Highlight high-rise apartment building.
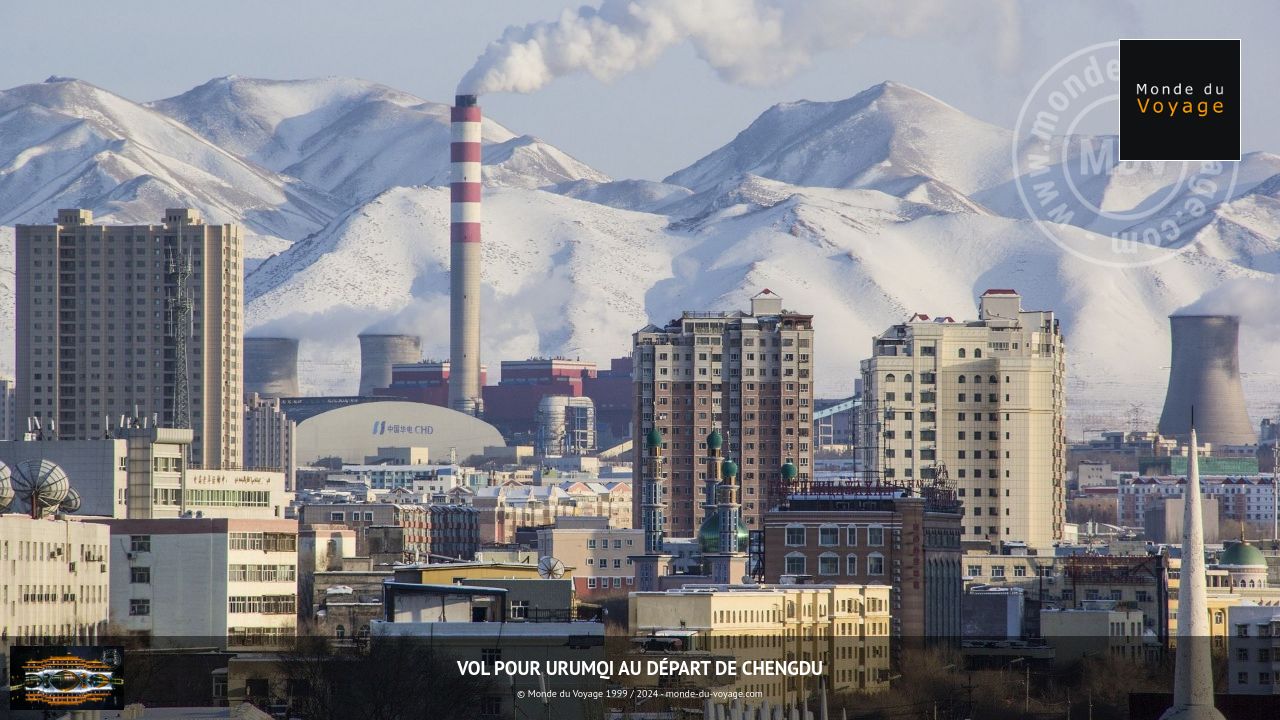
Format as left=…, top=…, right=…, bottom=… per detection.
left=632, top=290, right=815, bottom=534
left=859, top=289, right=1065, bottom=549
left=15, top=209, right=243, bottom=468
left=244, top=392, right=295, bottom=487
left=0, top=375, right=15, bottom=440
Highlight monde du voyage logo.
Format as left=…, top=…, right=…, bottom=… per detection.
left=371, top=420, right=435, bottom=436
left=1120, top=39, right=1241, bottom=161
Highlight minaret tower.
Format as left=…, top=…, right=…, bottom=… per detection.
left=1159, top=427, right=1225, bottom=720
left=631, top=427, right=672, bottom=591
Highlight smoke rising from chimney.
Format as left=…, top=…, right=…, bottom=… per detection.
left=458, top=0, right=1021, bottom=95
left=1175, top=278, right=1280, bottom=341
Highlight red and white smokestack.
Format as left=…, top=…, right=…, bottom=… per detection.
left=449, top=94, right=484, bottom=416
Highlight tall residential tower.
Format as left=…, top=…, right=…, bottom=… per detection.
left=860, top=289, right=1066, bottom=549
left=632, top=290, right=815, bottom=534
left=15, top=209, right=243, bottom=468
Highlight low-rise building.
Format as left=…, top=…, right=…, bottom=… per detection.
left=630, top=583, right=893, bottom=704
left=0, top=428, right=290, bottom=519
left=87, top=518, right=298, bottom=649
left=1040, top=603, right=1151, bottom=665
left=0, top=515, right=110, bottom=643
left=1228, top=605, right=1280, bottom=695
left=761, top=488, right=964, bottom=639
left=297, top=502, right=478, bottom=561
left=537, top=527, right=642, bottom=598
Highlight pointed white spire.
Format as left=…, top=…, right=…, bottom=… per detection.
left=1159, top=428, right=1225, bottom=720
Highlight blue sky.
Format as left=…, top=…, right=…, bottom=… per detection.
left=1, top=1, right=1275, bottom=180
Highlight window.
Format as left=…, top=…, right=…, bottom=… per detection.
left=784, top=552, right=806, bottom=575
left=867, top=526, right=884, bottom=546
left=785, top=526, right=806, bottom=546
left=1014, top=566, right=1026, bottom=577
left=130, top=567, right=151, bottom=584
left=329, top=512, right=344, bottom=522
left=587, top=539, right=597, bottom=549
left=510, top=600, right=529, bottom=619
left=481, top=649, right=502, bottom=666
left=846, top=527, right=858, bottom=546
left=129, top=598, right=151, bottom=616
left=867, top=553, right=885, bottom=576
left=819, top=553, right=839, bottom=575
left=818, top=526, right=839, bottom=546
left=587, top=578, right=597, bottom=589
left=1237, top=624, right=1250, bottom=638
left=991, top=566, right=1006, bottom=578
left=846, top=554, right=858, bottom=575
left=129, top=535, right=151, bottom=553
left=968, top=565, right=982, bottom=577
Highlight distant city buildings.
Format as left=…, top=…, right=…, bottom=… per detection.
left=472, top=480, right=632, bottom=545
left=15, top=209, right=244, bottom=468
left=297, top=502, right=479, bottom=561
left=244, top=392, right=295, bottom=487
left=632, top=290, right=815, bottom=535
left=860, top=289, right=1066, bottom=549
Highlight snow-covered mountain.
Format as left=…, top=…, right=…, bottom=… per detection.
left=149, top=76, right=608, bottom=204
left=2, top=75, right=1278, bottom=434
left=0, top=77, right=344, bottom=259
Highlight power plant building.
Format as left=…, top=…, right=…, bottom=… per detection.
left=293, top=400, right=504, bottom=466
left=358, top=333, right=421, bottom=397
left=449, top=94, right=484, bottom=416
left=244, top=337, right=300, bottom=398
left=14, top=209, right=243, bottom=468
left=631, top=290, right=816, bottom=534
left=860, top=289, right=1066, bottom=550
left=1157, top=315, right=1257, bottom=449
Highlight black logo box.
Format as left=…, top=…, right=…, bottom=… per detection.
left=1119, top=39, right=1240, bottom=162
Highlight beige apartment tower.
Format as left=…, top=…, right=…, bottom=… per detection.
left=632, top=290, right=815, bottom=534
left=15, top=209, right=243, bottom=468
left=859, top=289, right=1066, bottom=549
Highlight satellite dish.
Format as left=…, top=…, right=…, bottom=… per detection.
left=11, top=459, right=70, bottom=518
left=0, top=461, right=13, bottom=512
left=58, top=487, right=82, bottom=514
left=538, top=556, right=566, bottom=579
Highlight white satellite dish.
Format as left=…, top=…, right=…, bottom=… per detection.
left=538, top=556, right=566, bottom=579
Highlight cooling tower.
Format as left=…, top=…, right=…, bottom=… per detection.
left=244, top=337, right=300, bottom=398
left=1157, top=315, right=1257, bottom=448
left=448, top=94, right=484, bottom=417
left=358, top=334, right=421, bottom=396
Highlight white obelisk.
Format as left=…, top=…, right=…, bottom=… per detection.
left=1159, top=428, right=1225, bottom=720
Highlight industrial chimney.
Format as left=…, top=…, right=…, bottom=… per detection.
left=244, top=337, right=300, bottom=398
left=449, top=94, right=484, bottom=417
left=358, top=334, right=421, bottom=396
left=1157, top=315, right=1257, bottom=448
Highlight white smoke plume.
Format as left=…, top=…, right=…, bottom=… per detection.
left=459, top=0, right=1020, bottom=95
left=1176, top=278, right=1280, bottom=340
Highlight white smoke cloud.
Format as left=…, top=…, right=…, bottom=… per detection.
left=1176, top=277, right=1280, bottom=341
left=459, top=0, right=1021, bottom=95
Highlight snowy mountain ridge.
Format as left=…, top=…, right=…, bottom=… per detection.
left=1, top=75, right=1278, bottom=435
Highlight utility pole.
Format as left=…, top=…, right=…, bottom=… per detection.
left=1025, top=663, right=1030, bottom=715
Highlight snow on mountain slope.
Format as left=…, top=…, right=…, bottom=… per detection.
left=0, top=77, right=342, bottom=259
left=245, top=186, right=675, bottom=394
left=548, top=179, right=694, bottom=213
left=665, top=82, right=1013, bottom=197
left=244, top=173, right=1280, bottom=432
left=151, top=77, right=608, bottom=203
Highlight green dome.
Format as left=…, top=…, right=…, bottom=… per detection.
left=1218, top=541, right=1266, bottom=568
left=707, top=429, right=724, bottom=450
left=697, top=512, right=749, bottom=554
left=781, top=458, right=798, bottom=481
left=721, top=459, right=739, bottom=479
left=646, top=427, right=664, bottom=449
